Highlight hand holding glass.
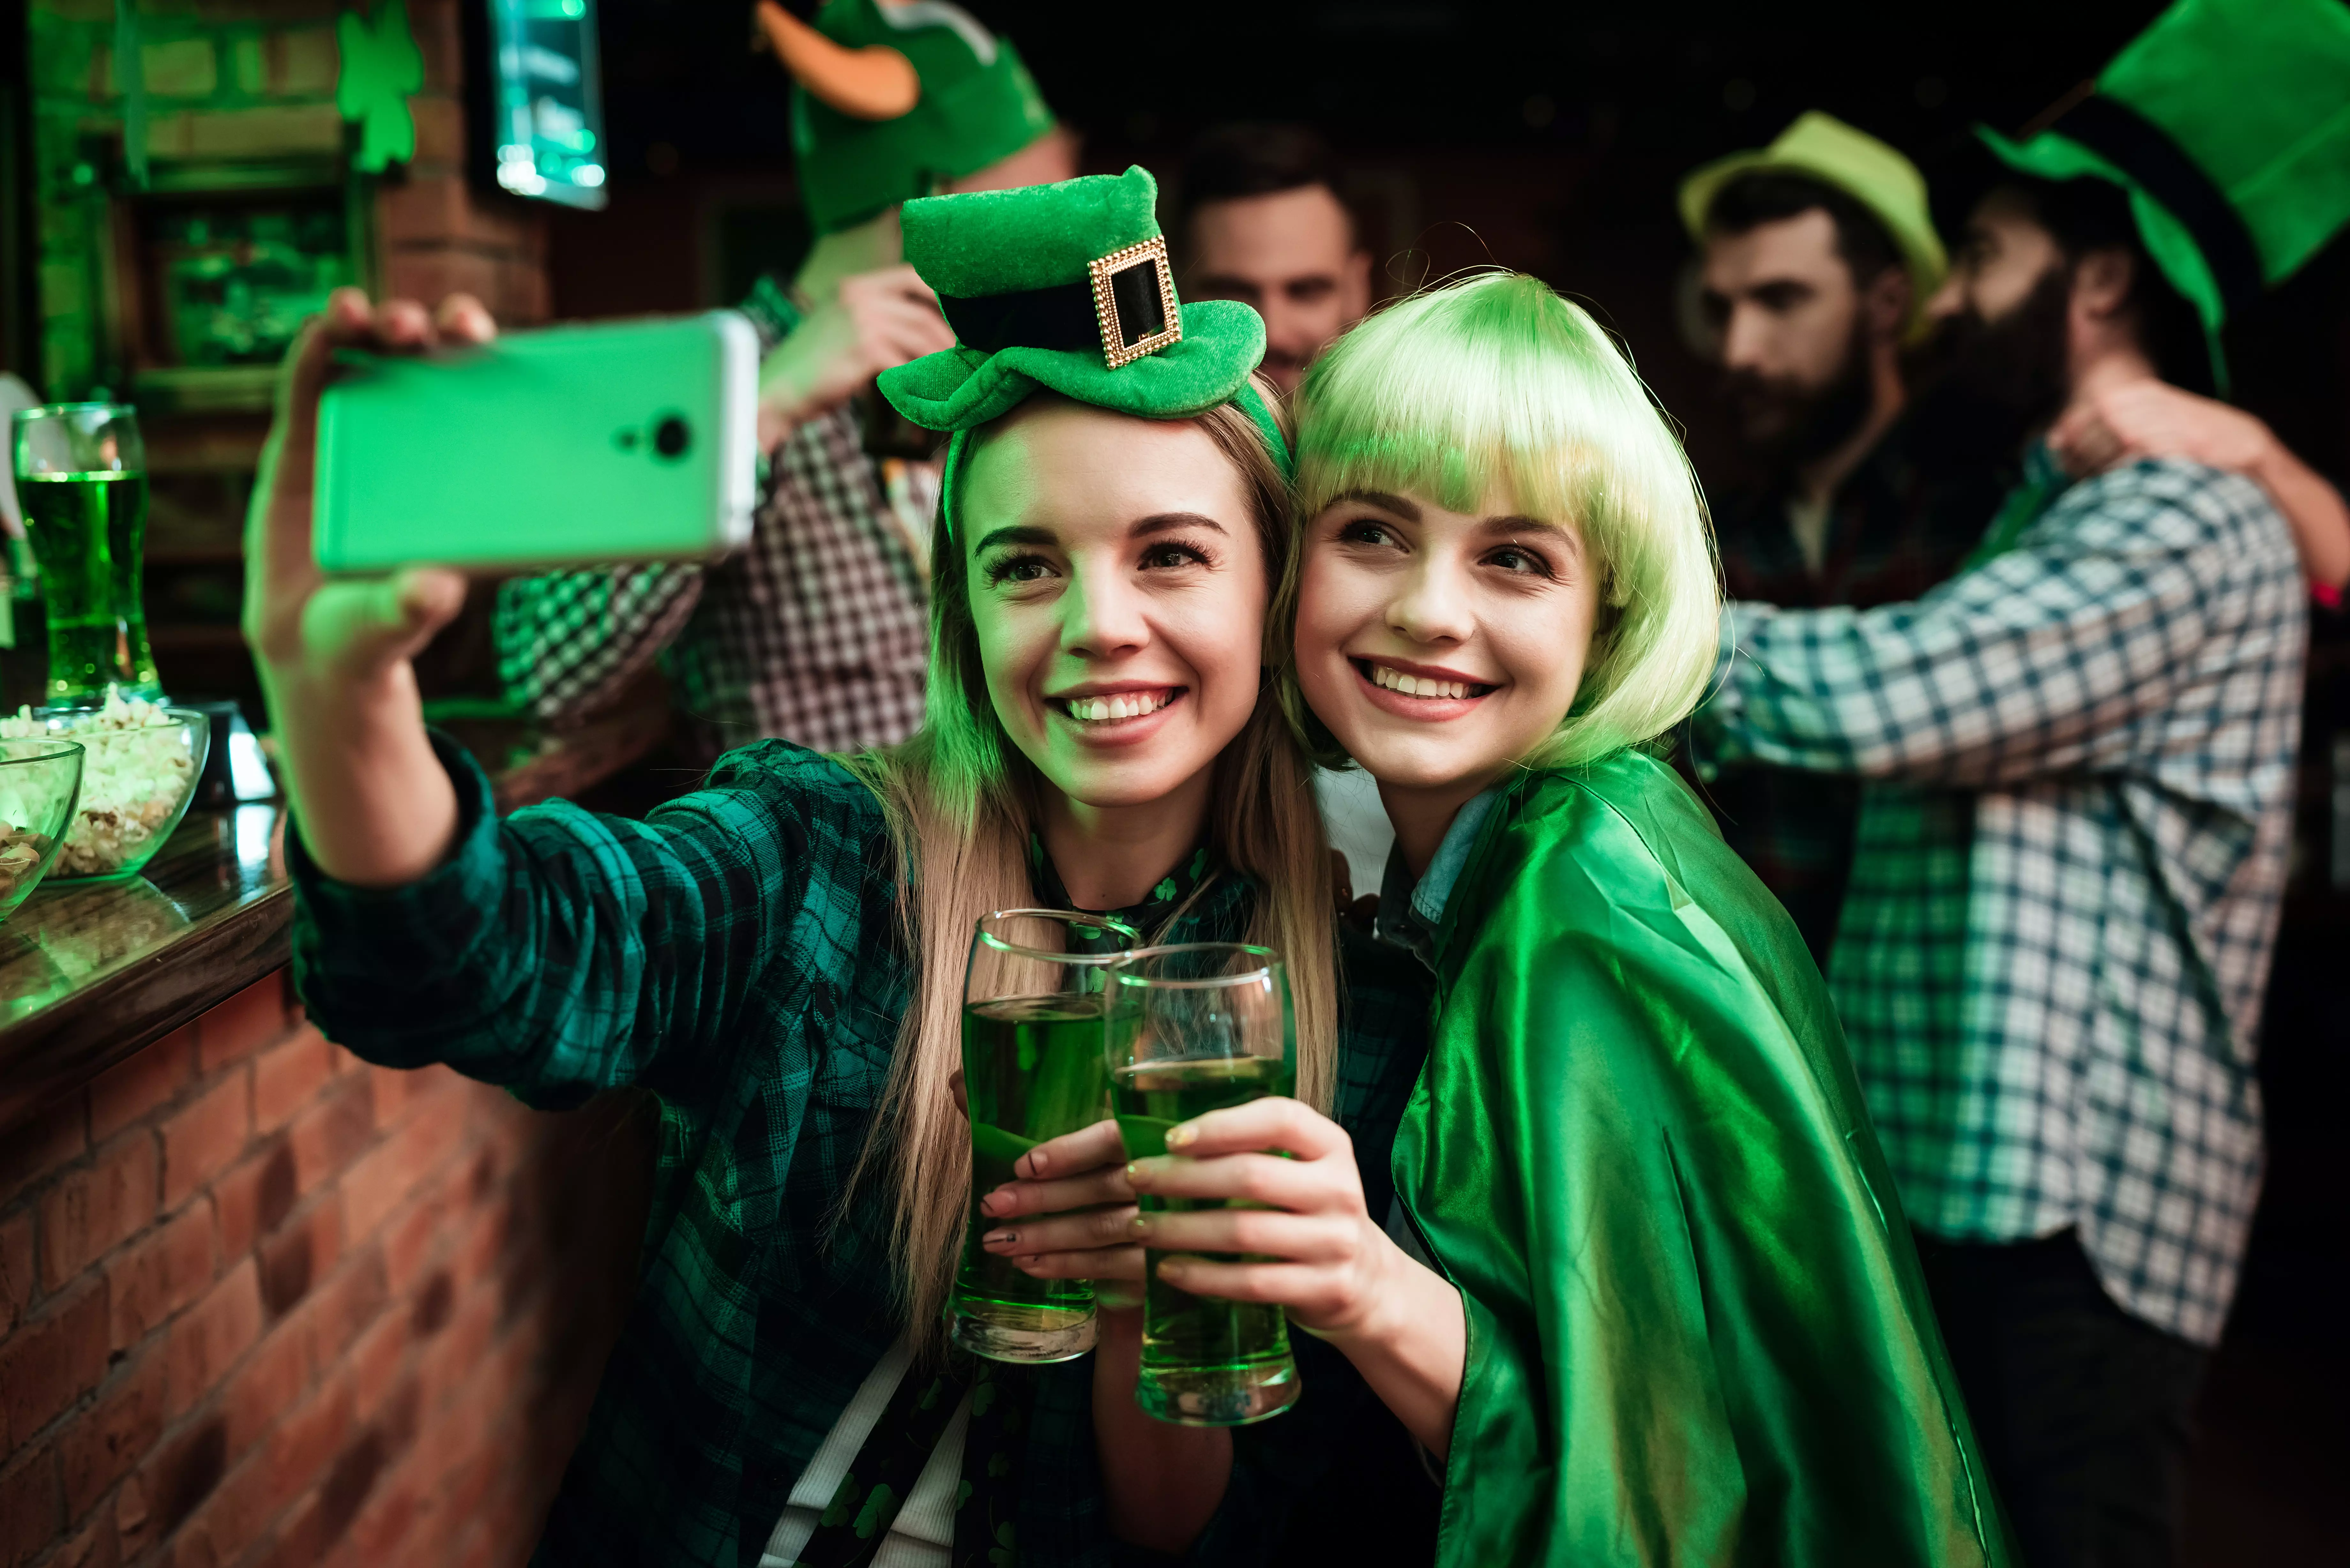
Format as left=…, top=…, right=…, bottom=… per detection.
left=1107, top=942, right=1300, bottom=1426
left=951, top=908, right=1137, bottom=1363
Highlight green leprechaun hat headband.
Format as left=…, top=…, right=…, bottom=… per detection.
left=877, top=165, right=1290, bottom=538
left=756, top=0, right=1057, bottom=236
left=1975, top=0, right=2350, bottom=391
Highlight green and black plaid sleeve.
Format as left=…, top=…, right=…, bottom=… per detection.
left=287, top=736, right=1438, bottom=1566
left=291, top=731, right=869, bottom=1108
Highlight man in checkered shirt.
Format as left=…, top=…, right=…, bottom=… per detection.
left=1692, top=80, right=2336, bottom=1568
left=493, top=271, right=947, bottom=761
left=493, top=59, right=1078, bottom=762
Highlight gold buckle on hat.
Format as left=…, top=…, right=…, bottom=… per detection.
left=1088, top=237, right=1182, bottom=368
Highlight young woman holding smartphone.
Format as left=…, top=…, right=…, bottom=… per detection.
left=250, top=170, right=1426, bottom=1567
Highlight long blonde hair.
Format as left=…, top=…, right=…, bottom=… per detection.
left=839, top=382, right=1336, bottom=1354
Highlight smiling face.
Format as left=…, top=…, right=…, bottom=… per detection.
left=958, top=397, right=1269, bottom=810
left=1186, top=184, right=1373, bottom=394
left=1294, top=486, right=1603, bottom=810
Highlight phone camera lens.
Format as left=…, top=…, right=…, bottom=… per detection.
left=652, top=416, right=691, bottom=459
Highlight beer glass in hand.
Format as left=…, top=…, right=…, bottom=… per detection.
left=11, top=404, right=159, bottom=707
left=953, top=908, right=1137, bottom=1362
left=1107, top=943, right=1300, bottom=1426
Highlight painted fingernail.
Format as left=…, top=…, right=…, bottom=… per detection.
left=1165, top=1123, right=1198, bottom=1150
left=1127, top=1215, right=1153, bottom=1240
left=1016, top=1150, right=1047, bottom=1179
left=980, top=1190, right=1013, bottom=1217
left=983, top=1229, right=1016, bottom=1249
left=1156, top=1257, right=1187, bottom=1280
left=1123, top=1161, right=1148, bottom=1187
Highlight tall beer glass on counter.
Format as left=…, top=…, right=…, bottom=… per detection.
left=1107, top=942, right=1300, bottom=1426
left=951, top=908, right=1138, bottom=1362
left=11, top=404, right=159, bottom=708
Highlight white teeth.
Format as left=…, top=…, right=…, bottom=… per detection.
left=1064, top=690, right=1172, bottom=723
left=1370, top=664, right=1474, bottom=700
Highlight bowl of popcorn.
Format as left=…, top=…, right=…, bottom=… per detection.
left=0, top=694, right=209, bottom=881
left=0, top=738, right=85, bottom=918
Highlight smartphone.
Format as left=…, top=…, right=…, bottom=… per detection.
left=312, top=311, right=759, bottom=573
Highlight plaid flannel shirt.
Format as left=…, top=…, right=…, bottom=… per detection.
left=1698, top=415, right=2013, bottom=963
left=290, top=734, right=1431, bottom=1567
left=493, top=279, right=934, bottom=760
left=1695, top=457, right=2306, bottom=1346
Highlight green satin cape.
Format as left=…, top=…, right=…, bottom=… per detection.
left=1397, top=751, right=2013, bottom=1566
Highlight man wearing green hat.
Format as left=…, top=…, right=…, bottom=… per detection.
left=1681, top=112, right=2020, bottom=963
left=1680, top=110, right=2345, bottom=965
left=494, top=0, right=1073, bottom=762
left=1691, top=4, right=2350, bottom=1562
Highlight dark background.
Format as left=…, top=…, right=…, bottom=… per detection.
left=553, top=3, right=2345, bottom=1560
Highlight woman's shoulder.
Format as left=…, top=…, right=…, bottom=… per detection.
left=1500, top=749, right=1722, bottom=890
left=1442, top=753, right=1852, bottom=1118
left=1453, top=750, right=1824, bottom=1001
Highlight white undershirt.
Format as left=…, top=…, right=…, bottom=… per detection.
left=1316, top=765, right=1397, bottom=899
left=761, top=1336, right=974, bottom=1568
left=1787, top=493, right=1834, bottom=577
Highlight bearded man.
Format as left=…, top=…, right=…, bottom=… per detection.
left=1684, top=113, right=2011, bottom=960
left=1685, top=110, right=2346, bottom=964
left=1691, top=4, right=2350, bottom=1562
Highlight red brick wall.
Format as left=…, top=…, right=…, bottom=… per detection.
left=0, top=973, right=649, bottom=1568
left=378, top=0, right=552, bottom=327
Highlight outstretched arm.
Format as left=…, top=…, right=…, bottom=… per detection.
left=1702, top=464, right=2286, bottom=789
left=253, top=290, right=820, bottom=1106
left=2050, top=379, right=2350, bottom=591
left=243, top=289, right=479, bottom=886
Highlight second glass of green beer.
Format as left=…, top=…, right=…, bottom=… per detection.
left=951, top=908, right=1137, bottom=1363
left=1107, top=942, right=1300, bottom=1426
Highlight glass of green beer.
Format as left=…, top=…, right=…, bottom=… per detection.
left=1106, top=942, right=1300, bottom=1426
left=11, top=404, right=160, bottom=709
left=952, top=907, right=1139, bottom=1363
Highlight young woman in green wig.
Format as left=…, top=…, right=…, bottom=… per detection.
left=1001, top=271, right=2019, bottom=1563
left=248, top=168, right=1429, bottom=1567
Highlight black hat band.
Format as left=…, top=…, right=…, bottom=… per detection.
left=940, top=283, right=1103, bottom=354
left=938, top=239, right=1183, bottom=369
left=2049, top=95, right=2264, bottom=317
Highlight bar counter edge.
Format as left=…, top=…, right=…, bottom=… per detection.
left=0, top=705, right=673, bottom=1139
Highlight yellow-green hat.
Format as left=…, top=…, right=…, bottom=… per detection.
left=1678, top=111, right=1948, bottom=341
left=1976, top=0, right=2350, bottom=391
left=877, top=166, right=1287, bottom=538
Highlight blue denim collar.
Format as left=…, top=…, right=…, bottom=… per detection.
left=1375, top=786, right=1501, bottom=969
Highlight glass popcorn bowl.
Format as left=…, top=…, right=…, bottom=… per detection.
left=0, top=739, right=86, bottom=919
left=4, top=696, right=210, bottom=882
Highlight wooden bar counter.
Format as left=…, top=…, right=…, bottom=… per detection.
left=0, top=701, right=671, bottom=1139
left=0, top=804, right=292, bottom=1138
